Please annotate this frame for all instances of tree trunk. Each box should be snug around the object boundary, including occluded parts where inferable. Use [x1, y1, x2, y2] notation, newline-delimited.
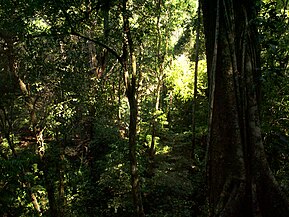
[202, 0, 289, 216]
[192, 3, 201, 160]
[122, 0, 145, 216]
[43, 167, 58, 217]
[148, 0, 165, 177]
[3, 35, 44, 216]
[57, 135, 66, 216]
[148, 80, 161, 177]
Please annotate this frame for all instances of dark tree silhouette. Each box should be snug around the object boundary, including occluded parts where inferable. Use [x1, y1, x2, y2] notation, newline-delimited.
[202, 0, 289, 216]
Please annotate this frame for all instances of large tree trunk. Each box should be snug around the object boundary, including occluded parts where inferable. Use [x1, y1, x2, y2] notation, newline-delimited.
[202, 0, 289, 216]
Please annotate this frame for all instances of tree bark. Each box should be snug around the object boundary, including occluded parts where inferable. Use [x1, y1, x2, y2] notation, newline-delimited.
[192, 3, 201, 160]
[148, 0, 163, 176]
[2, 35, 44, 216]
[202, 0, 289, 216]
[122, 0, 145, 216]
[66, 1, 145, 215]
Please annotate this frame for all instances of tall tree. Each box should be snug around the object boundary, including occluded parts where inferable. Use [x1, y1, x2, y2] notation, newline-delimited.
[192, 2, 201, 160]
[58, 0, 145, 215]
[202, 0, 289, 216]
[122, 0, 145, 216]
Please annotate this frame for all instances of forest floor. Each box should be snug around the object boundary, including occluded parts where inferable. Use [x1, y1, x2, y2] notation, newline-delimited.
[143, 132, 207, 217]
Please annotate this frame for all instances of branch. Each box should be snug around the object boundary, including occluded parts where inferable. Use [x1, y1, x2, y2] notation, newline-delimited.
[71, 30, 123, 64]
[53, 0, 123, 64]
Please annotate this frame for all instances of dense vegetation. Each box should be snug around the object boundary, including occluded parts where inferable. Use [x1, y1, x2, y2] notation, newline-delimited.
[0, 0, 288, 216]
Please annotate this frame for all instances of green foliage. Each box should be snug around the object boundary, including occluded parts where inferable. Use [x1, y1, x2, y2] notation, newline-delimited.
[0, 146, 44, 216]
[259, 0, 289, 197]
[1, 0, 288, 216]
[165, 54, 207, 101]
[66, 122, 134, 216]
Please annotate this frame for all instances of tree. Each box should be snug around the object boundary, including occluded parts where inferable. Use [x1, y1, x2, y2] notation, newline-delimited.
[121, 0, 145, 216]
[202, 0, 289, 216]
[56, 0, 145, 215]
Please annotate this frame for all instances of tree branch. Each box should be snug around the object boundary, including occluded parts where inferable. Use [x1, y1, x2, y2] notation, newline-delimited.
[53, 0, 123, 64]
[70, 30, 123, 64]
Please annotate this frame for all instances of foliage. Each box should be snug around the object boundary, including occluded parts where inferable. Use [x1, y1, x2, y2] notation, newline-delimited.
[165, 54, 207, 101]
[258, 0, 289, 197]
[0, 0, 288, 216]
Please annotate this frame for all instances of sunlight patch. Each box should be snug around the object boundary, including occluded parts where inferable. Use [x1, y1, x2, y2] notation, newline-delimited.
[156, 145, 172, 155]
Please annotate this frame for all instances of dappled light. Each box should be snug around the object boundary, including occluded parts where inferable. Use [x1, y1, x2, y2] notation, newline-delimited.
[0, 0, 288, 216]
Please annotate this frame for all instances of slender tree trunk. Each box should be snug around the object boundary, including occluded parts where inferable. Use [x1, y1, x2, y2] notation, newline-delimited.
[57, 134, 66, 216]
[148, 80, 161, 177]
[202, 0, 289, 216]
[65, 2, 145, 215]
[122, 0, 145, 216]
[14, 58, 56, 217]
[30, 191, 41, 215]
[148, 0, 165, 177]
[3, 36, 43, 216]
[86, 1, 109, 80]
[43, 168, 58, 217]
[191, 3, 201, 160]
